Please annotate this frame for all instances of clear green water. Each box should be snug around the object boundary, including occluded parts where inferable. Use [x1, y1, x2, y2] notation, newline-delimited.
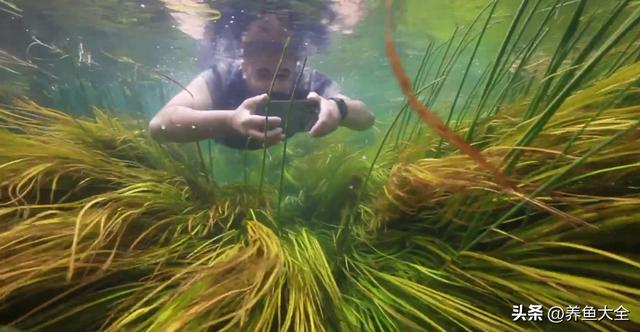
[0, 0, 628, 184]
[1, 1, 622, 113]
[1, 2, 640, 330]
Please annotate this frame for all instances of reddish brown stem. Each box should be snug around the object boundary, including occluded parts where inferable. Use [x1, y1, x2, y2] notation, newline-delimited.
[383, 0, 513, 191]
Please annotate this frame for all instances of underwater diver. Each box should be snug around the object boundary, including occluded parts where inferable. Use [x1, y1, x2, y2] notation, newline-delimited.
[149, 7, 375, 149]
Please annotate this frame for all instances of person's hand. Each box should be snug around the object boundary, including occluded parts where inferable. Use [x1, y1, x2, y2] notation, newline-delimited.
[230, 94, 285, 147]
[307, 92, 342, 138]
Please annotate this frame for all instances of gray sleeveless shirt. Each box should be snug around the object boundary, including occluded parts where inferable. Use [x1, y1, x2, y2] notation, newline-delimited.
[199, 59, 341, 149]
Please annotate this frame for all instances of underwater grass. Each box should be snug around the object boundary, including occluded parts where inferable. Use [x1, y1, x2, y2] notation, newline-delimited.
[258, 36, 292, 197]
[277, 57, 308, 219]
[435, 0, 499, 156]
[504, 1, 640, 173]
[2, 0, 640, 331]
[2, 70, 640, 331]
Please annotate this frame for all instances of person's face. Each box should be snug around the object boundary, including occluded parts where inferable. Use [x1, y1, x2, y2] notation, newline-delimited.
[241, 49, 298, 96]
[240, 14, 298, 96]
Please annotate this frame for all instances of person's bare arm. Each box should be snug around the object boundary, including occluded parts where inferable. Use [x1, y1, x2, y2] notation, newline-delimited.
[149, 72, 283, 145]
[336, 93, 375, 131]
[307, 92, 374, 137]
[149, 74, 232, 142]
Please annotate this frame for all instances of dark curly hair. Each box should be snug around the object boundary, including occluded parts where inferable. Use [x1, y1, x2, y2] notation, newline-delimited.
[197, 0, 335, 68]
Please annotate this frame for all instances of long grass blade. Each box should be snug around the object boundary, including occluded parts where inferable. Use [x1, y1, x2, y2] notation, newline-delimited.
[277, 57, 308, 219]
[258, 37, 291, 196]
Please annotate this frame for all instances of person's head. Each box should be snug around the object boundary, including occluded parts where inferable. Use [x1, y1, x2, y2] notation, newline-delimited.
[240, 13, 299, 96]
[200, 1, 335, 95]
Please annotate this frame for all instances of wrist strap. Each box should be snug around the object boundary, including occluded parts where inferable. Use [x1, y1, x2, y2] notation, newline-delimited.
[329, 97, 348, 120]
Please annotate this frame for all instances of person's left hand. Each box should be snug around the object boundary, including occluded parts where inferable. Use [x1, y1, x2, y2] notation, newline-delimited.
[307, 92, 342, 138]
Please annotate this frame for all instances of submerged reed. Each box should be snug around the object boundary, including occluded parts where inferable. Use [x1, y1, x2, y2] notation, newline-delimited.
[1, 0, 640, 331]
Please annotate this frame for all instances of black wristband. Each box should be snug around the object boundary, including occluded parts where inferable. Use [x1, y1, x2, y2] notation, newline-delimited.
[329, 97, 348, 121]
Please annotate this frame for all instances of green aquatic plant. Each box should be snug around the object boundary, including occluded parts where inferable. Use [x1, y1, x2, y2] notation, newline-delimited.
[0, 101, 268, 329]
[2, 0, 640, 331]
[0, 50, 36, 75]
[277, 56, 309, 218]
[0, 0, 21, 17]
[258, 36, 292, 197]
[2, 59, 640, 331]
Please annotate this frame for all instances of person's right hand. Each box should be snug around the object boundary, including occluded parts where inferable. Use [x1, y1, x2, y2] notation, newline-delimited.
[230, 94, 285, 147]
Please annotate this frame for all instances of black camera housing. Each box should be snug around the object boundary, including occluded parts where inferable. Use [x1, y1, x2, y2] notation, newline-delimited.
[256, 100, 319, 137]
